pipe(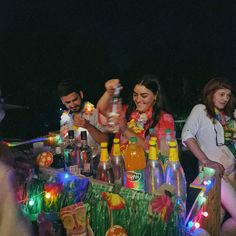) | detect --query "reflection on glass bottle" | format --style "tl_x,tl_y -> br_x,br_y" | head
96,142 -> 114,184
165,140 -> 186,219
160,128 -> 171,168
146,139 -> 164,193
111,138 -> 125,186
79,131 -> 93,177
